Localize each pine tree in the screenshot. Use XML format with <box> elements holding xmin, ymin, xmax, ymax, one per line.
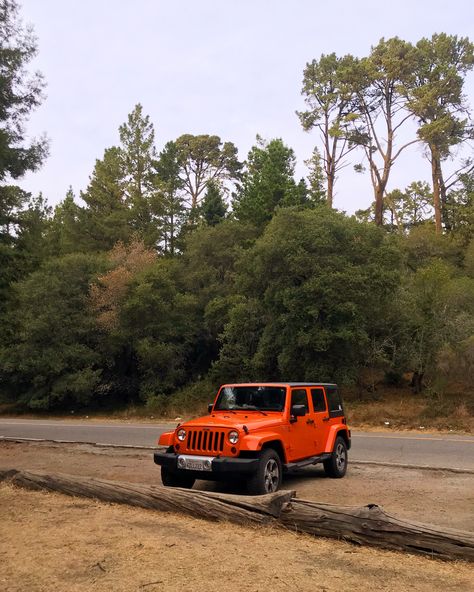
<box><xmin>0</xmin><ymin>0</ymin><xmax>49</xmax><ymax>315</ymax></box>
<box><xmin>80</xmin><ymin>146</ymin><xmax>130</xmax><ymax>250</ymax></box>
<box><xmin>201</xmin><ymin>181</ymin><xmax>227</xmax><ymax>226</ymax></box>
<box><xmin>0</xmin><ymin>186</ymin><xmax>49</xmax><ymax>317</ymax></box>
<box><xmin>233</xmin><ymin>136</ymin><xmax>301</xmax><ymax>226</ymax></box>
<box><xmin>47</xmin><ymin>187</ymin><xmax>85</xmax><ymax>255</ymax></box>
<box><xmin>305</xmin><ymin>148</ymin><xmax>327</xmax><ymax>205</ymax></box>
<box><xmin>119</xmin><ymin>104</ymin><xmax>161</xmax><ymax>248</ymax></box>
<box><xmin>174</xmin><ymin>134</ymin><xmax>241</xmax><ymax>212</ymax></box>
<box><xmin>0</xmin><ymin>0</ymin><xmax>48</xmax><ymax>181</ymax></box>
<box><xmin>405</xmin><ymin>34</ymin><xmax>474</xmax><ymax>233</ymax></box>
<box><xmin>154</xmin><ymin>141</ymin><xmax>185</xmax><ymax>255</ymax></box>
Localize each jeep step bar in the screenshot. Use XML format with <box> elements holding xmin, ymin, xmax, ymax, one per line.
<box><xmin>284</xmin><ymin>453</ymin><xmax>332</xmax><ymax>472</ymax></box>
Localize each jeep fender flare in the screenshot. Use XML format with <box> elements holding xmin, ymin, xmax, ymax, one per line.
<box><xmin>324</xmin><ymin>426</ymin><xmax>351</xmax><ymax>453</ymax></box>
<box><xmin>239</xmin><ymin>433</ymin><xmax>288</xmax><ymax>463</ymax></box>
<box><xmin>158</xmin><ymin>431</ymin><xmax>175</xmax><ymax>447</ymax></box>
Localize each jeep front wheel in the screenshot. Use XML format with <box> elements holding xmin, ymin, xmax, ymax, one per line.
<box><xmin>247</xmin><ymin>448</ymin><xmax>282</xmax><ymax>495</ymax></box>
<box><xmin>161</xmin><ymin>467</ymin><xmax>195</xmax><ymax>489</ymax></box>
<box><xmin>323</xmin><ymin>436</ymin><xmax>348</xmax><ymax>478</ymax></box>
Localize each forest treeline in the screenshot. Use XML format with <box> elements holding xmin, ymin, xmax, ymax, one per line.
<box><xmin>1</xmin><ymin>0</ymin><xmax>474</xmax><ymax>411</ymax></box>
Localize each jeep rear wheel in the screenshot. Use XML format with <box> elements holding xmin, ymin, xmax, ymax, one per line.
<box><xmin>323</xmin><ymin>436</ymin><xmax>348</xmax><ymax>478</ymax></box>
<box><xmin>161</xmin><ymin>467</ymin><xmax>195</xmax><ymax>489</ymax></box>
<box><xmin>247</xmin><ymin>448</ymin><xmax>282</xmax><ymax>495</ymax></box>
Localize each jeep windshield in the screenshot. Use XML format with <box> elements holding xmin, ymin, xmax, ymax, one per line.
<box><xmin>214</xmin><ymin>386</ymin><xmax>286</xmax><ymax>412</ymax></box>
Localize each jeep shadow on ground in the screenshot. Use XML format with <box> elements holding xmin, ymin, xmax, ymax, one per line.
<box><xmin>193</xmin><ymin>465</ymin><xmax>329</xmax><ymax>495</ymax></box>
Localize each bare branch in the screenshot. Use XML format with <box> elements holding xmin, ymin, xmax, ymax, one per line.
<box><xmin>391</xmin><ymin>139</ymin><xmax>420</xmax><ymax>163</ymax></box>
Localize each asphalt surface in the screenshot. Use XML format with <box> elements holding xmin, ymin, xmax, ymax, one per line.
<box><xmin>1</xmin><ymin>418</ymin><xmax>473</xmax><ymax>470</ymax></box>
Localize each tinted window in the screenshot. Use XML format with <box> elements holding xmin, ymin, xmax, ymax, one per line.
<box><xmin>326</xmin><ymin>386</ymin><xmax>343</xmax><ymax>415</ymax></box>
<box><xmin>291</xmin><ymin>389</ymin><xmax>308</xmax><ymax>413</ymax></box>
<box><xmin>311</xmin><ymin>388</ymin><xmax>327</xmax><ymax>412</ymax></box>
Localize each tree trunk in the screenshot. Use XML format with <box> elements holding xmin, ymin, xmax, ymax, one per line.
<box><xmin>374</xmin><ymin>185</ymin><xmax>384</xmax><ymax>226</ymax></box>
<box><xmin>410</xmin><ymin>371</ymin><xmax>424</xmax><ymax>394</ymax></box>
<box><xmin>440</xmin><ymin>171</ymin><xmax>452</xmax><ymax>232</ymax></box>
<box><xmin>169</xmin><ymin>210</ymin><xmax>175</xmax><ymax>256</ymax></box>
<box><xmin>369</xmin><ymin>155</ymin><xmax>389</xmax><ymax>227</ymax></box>
<box><xmin>327</xmin><ymin>171</ymin><xmax>334</xmax><ymax>209</ymax></box>
<box><xmin>430</xmin><ymin>146</ymin><xmax>443</xmax><ymax>234</ymax></box>
<box><xmin>1</xmin><ymin>469</ymin><xmax>473</xmax><ymax>562</ymax></box>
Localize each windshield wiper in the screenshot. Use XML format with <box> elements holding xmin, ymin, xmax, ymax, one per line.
<box><xmin>237</xmin><ymin>405</ymin><xmax>268</xmax><ymax>416</ymax></box>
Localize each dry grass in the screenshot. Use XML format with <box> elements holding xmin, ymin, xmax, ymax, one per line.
<box><xmin>347</xmin><ymin>394</ymin><xmax>427</xmax><ymax>428</ymax></box>
<box><xmin>346</xmin><ymin>389</ymin><xmax>474</xmax><ymax>433</ymax></box>
<box><xmin>1</xmin><ymin>484</ymin><xmax>474</xmax><ymax>592</ymax></box>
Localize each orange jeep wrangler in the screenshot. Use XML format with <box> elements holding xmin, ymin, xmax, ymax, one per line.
<box><xmin>154</xmin><ymin>383</ymin><xmax>351</xmax><ymax>494</ymax></box>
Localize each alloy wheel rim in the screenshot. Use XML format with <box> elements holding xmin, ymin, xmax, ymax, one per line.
<box><xmin>264</xmin><ymin>459</ymin><xmax>279</xmax><ymax>492</ymax></box>
<box><xmin>335</xmin><ymin>443</ymin><xmax>346</xmax><ymax>472</ymax></box>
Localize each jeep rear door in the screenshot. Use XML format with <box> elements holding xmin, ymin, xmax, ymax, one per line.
<box><xmin>287</xmin><ymin>388</ymin><xmax>314</xmax><ymax>461</ymax></box>
<box><xmin>309</xmin><ymin>387</ymin><xmax>332</xmax><ymax>454</ymax></box>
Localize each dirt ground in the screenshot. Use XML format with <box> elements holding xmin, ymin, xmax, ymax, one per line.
<box><xmin>1</xmin><ymin>440</ymin><xmax>473</xmax><ymax>532</ymax></box>
<box><xmin>1</xmin><ymin>441</ymin><xmax>474</xmax><ymax>592</ymax></box>
<box><xmin>1</xmin><ymin>484</ymin><xmax>474</xmax><ymax>592</ymax></box>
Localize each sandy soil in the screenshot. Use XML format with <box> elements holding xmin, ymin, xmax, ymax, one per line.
<box><xmin>1</xmin><ymin>440</ymin><xmax>473</xmax><ymax>532</ymax></box>
<box><xmin>1</xmin><ymin>484</ymin><xmax>473</xmax><ymax>592</ymax></box>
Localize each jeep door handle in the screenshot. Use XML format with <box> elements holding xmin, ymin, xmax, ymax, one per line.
<box><xmin>306</xmin><ymin>419</ymin><xmax>314</xmax><ymax>425</ymax></box>
<box><xmin>322</xmin><ymin>417</ymin><xmax>330</xmax><ymax>422</ymax></box>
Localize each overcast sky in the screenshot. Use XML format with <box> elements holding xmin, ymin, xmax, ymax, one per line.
<box><xmin>18</xmin><ymin>0</ymin><xmax>474</xmax><ymax>214</ymax></box>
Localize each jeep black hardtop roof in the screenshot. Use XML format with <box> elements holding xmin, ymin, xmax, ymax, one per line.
<box><xmin>221</xmin><ymin>382</ymin><xmax>337</xmax><ymax>387</ymax></box>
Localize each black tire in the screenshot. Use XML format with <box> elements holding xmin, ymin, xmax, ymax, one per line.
<box><xmin>161</xmin><ymin>467</ymin><xmax>195</xmax><ymax>489</ymax></box>
<box><xmin>323</xmin><ymin>436</ymin><xmax>348</xmax><ymax>478</ymax></box>
<box><xmin>247</xmin><ymin>448</ymin><xmax>282</xmax><ymax>495</ymax></box>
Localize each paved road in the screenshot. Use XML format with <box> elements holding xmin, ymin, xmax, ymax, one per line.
<box><xmin>1</xmin><ymin>419</ymin><xmax>473</xmax><ymax>470</ymax></box>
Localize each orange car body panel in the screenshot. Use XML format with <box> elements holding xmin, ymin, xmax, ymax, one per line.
<box><xmin>324</xmin><ymin>424</ymin><xmax>350</xmax><ymax>454</ymax></box>
<box><xmin>158</xmin><ymin>431</ymin><xmax>174</xmax><ymax>447</ymax></box>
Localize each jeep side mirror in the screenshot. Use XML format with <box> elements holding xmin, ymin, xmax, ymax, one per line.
<box><xmin>291</xmin><ymin>404</ymin><xmax>306</xmax><ymax>418</ymax></box>
<box><xmin>208</xmin><ymin>403</ymin><xmax>214</xmax><ymax>413</ymax></box>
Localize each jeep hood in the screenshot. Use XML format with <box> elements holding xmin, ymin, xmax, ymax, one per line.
<box><xmin>179</xmin><ymin>413</ymin><xmax>284</xmax><ymax>432</ymax></box>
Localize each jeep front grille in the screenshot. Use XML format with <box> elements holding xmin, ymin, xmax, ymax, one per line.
<box><xmin>186</xmin><ymin>429</ymin><xmax>225</xmax><ymax>453</ymax></box>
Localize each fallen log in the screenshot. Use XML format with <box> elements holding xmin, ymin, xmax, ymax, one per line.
<box><xmin>280</xmin><ymin>499</ymin><xmax>474</xmax><ymax>562</ymax></box>
<box><xmin>0</xmin><ymin>469</ymin><xmax>291</xmax><ymax>524</ymax></box>
<box><xmin>1</xmin><ymin>468</ymin><xmax>473</xmax><ymax>562</ymax></box>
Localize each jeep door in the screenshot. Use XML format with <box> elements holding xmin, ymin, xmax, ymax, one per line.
<box><xmin>309</xmin><ymin>386</ymin><xmax>332</xmax><ymax>454</ymax></box>
<box><xmin>287</xmin><ymin>388</ymin><xmax>315</xmax><ymax>461</ymax></box>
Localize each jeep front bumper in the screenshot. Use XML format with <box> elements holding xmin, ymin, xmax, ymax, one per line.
<box><xmin>154</xmin><ymin>451</ymin><xmax>259</xmax><ymax>475</ymax></box>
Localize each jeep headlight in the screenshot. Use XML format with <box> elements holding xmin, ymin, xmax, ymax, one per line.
<box><xmin>228</xmin><ymin>430</ymin><xmax>239</xmax><ymax>444</ymax></box>
<box><xmin>177</xmin><ymin>428</ymin><xmax>186</xmax><ymax>441</ymax></box>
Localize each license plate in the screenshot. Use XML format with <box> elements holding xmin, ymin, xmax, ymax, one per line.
<box><xmin>178</xmin><ymin>455</ymin><xmax>214</xmax><ymax>471</ymax></box>
<box><xmin>186</xmin><ymin>459</ymin><xmax>206</xmax><ymax>471</ymax></box>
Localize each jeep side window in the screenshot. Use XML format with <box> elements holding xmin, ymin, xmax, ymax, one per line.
<box><xmin>310</xmin><ymin>388</ymin><xmax>327</xmax><ymax>412</ymax></box>
<box><xmin>291</xmin><ymin>389</ymin><xmax>308</xmax><ymax>413</ymax></box>
<box><xmin>326</xmin><ymin>386</ymin><xmax>344</xmax><ymax>417</ymax></box>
